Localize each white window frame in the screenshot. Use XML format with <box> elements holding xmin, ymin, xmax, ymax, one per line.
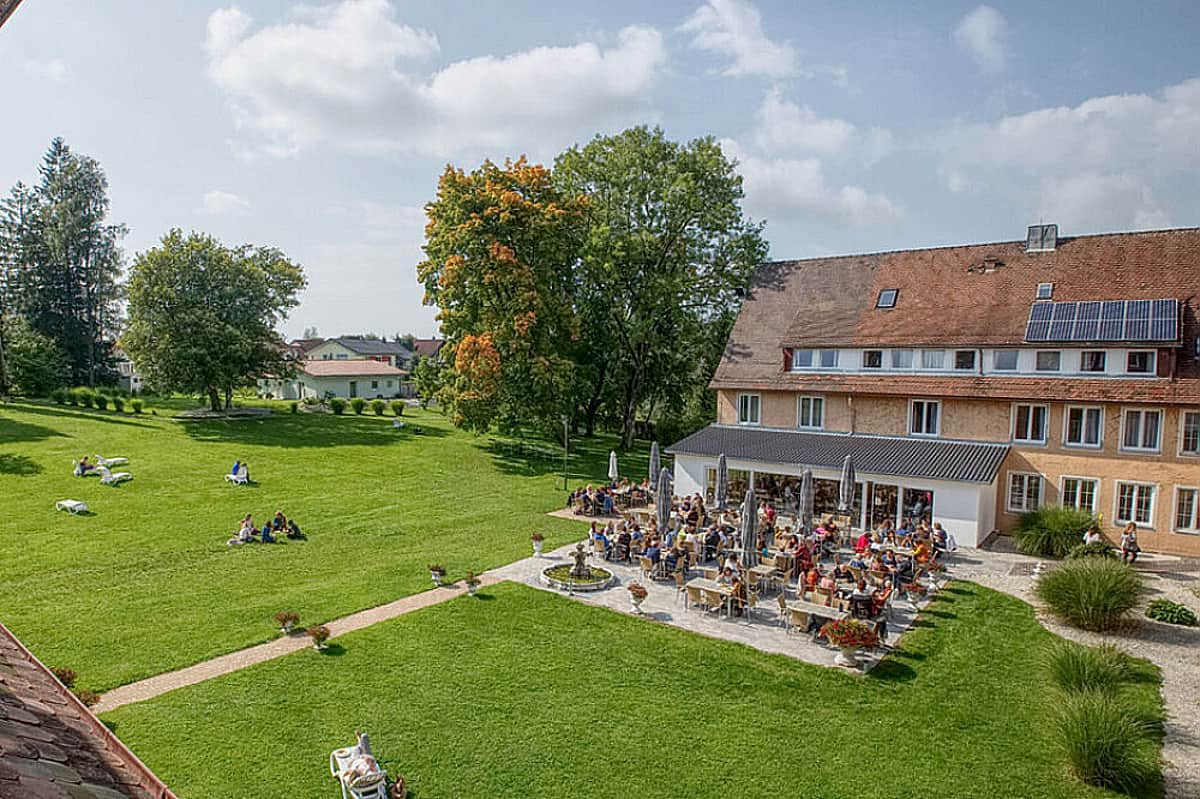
<box><xmin>920</xmin><ymin>350</ymin><xmax>944</xmax><ymax>370</ymax></box>
<box><xmin>1114</xmin><ymin>481</ymin><xmax>1157</xmax><ymax>529</ymax></box>
<box><xmin>909</xmin><ymin>399</ymin><xmax>941</xmax><ymax>437</ymax></box>
<box><xmin>1120</xmin><ymin>407</ymin><xmax>1163</xmax><ymax>453</ymax></box>
<box><xmin>1036</xmin><ymin>282</ymin><xmax>1054</xmax><ymax>300</ymax></box>
<box><xmin>1173</xmin><ymin>486</ymin><xmax>1200</xmax><ymax>534</ymax></box>
<box><xmin>791</xmin><ymin>349</ymin><xmax>815</xmax><ymax>369</ymax></box>
<box><xmin>1125</xmin><ymin>350</ymin><xmax>1156</xmax><ymax>375</ymax></box>
<box><xmin>1060</xmin><ymin>476</ymin><xmax>1099</xmax><ymax>514</ymax></box>
<box><xmin>1007</xmin><ymin>472</ymin><xmax>1043</xmax><ymax>513</ymax></box>
<box><xmin>1035</xmin><ymin>351</ymin><xmax>1061</xmax><ymax>372</ymax></box>
<box><xmin>876</xmin><ymin>289</ymin><xmax>898</xmax><ymax>308</ymax></box>
<box><xmin>1011</xmin><ymin>403</ymin><xmax>1049</xmax><ymax>445</ymax></box>
<box><xmin>797</xmin><ymin>395</ymin><xmax>824</xmax><ymax>430</ymax></box>
<box><xmin>1080</xmin><ymin>350</ymin><xmax>1107</xmax><ymax>373</ymax></box>
<box><xmin>1179</xmin><ymin>410</ymin><xmax>1200</xmax><ymax>456</ymax></box>
<box><xmin>737</xmin><ymin>393</ymin><xmax>761</xmax><ymax>426</ymax></box>
<box><xmin>891</xmin><ymin>349</ymin><xmax>914</xmax><ymax>369</ymax></box>
<box><xmin>993</xmin><ymin>350</ymin><xmax>1019</xmax><ymax>371</ymax></box>
<box><xmin>1063</xmin><ymin>406</ymin><xmax>1104</xmax><ymax>449</ymax></box>
<box><xmin>818</xmin><ymin>349</ymin><xmax>839</xmax><ymax>369</ymax></box>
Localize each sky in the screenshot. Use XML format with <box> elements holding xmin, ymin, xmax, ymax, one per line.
<box><xmin>2</xmin><ymin>1</ymin><xmax>1198</xmax><ymax>340</ymax></box>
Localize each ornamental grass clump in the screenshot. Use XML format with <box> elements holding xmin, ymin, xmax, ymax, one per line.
<box><xmin>371</xmin><ymin>399</ymin><xmax>386</xmax><ymax>415</ymax></box>
<box><xmin>1035</xmin><ymin>558</ymin><xmax>1144</xmax><ymax>631</ymax></box>
<box><xmin>1052</xmin><ymin>689</ymin><xmax>1159</xmax><ymax>793</ymax></box>
<box><xmin>390</xmin><ymin>400</ymin><xmax>405</xmax><ymax>416</ymax></box>
<box><xmin>1043</xmin><ymin>640</ymin><xmax>1131</xmax><ymax>694</ymax></box>
<box><xmin>329</xmin><ymin>397</ymin><xmax>347</xmax><ymax>415</ymax></box>
<box><xmin>1065</xmin><ymin>541</ymin><xmax>1117</xmax><ymax>561</ymax></box>
<box><xmin>1015</xmin><ymin>506</ymin><xmax>1097</xmax><ymax>557</ymax></box>
<box><xmin>351</xmin><ymin>397</ymin><xmax>366</xmax><ymax>415</ymax></box>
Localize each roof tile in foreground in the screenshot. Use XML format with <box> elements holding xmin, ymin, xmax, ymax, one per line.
<box><xmin>667</xmin><ymin>425</ymin><xmax>1010</xmax><ymax>485</ymax></box>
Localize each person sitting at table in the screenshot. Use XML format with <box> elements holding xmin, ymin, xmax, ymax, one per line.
<box><xmin>717</xmin><ymin>566</ymin><xmax>734</xmax><ymax>587</ymax></box>
<box><xmin>871</xmin><ymin>583</ymin><xmax>893</xmax><ymax>617</ymax></box>
<box><xmin>615</xmin><ymin>527</ymin><xmax>632</xmax><ymax>562</ymax></box>
<box><xmin>729</xmin><ymin>573</ymin><xmax>747</xmax><ymax>616</ymax></box>
<box><xmin>630</xmin><ymin>523</ymin><xmax>644</xmax><ymax>545</ymax></box>
<box><xmin>932</xmin><ymin>523</ymin><xmax>949</xmax><ymax>553</ymax></box>
<box><xmin>849</xmin><ymin>579</ymin><xmax>874</xmax><ymax>619</ymax></box>
<box><xmin>854</xmin><ymin>530</ymin><xmax>871</xmax><ymax>554</ymax></box>
<box><xmin>662</xmin><ymin>521</ymin><xmax>678</xmax><ymax>549</ymax></box>
<box><xmin>848</xmin><ymin>549</ymin><xmax>868</xmax><ymax>571</ymax></box>
<box><xmin>880</xmin><ymin>548</ymin><xmax>898</xmax><ymax>570</ymax></box>
<box><xmin>665</xmin><ymin>544</ymin><xmax>686</xmax><ymax>574</ymax></box>
<box><xmin>644</xmin><ymin>540</ymin><xmax>662</xmax><ymax>566</ymax></box>
<box><xmin>893</xmin><ymin>557</ymin><xmax>915</xmax><ymax>590</ymax></box>
<box><xmin>831</xmin><ymin>556</ymin><xmax>853</xmax><ymax>582</ymax></box>
<box><xmin>601</xmin><ymin>490</ymin><xmax>614</xmax><ymax>515</ymax></box>
<box><xmin>588</xmin><ymin>521</ymin><xmax>600</xmax><ymax>542</ymax></box>
<box><xmin>912</xmin><ymin>539</ymin><xmax>932</xmax><ymax>564</ymax></box>
<box><xmin>701</xmin><ymin>526</ymin><xmax>719</xmax><ymax>561</ymax></box>
<box><xmin>818</xmin><ymin>568</ymin><xmax>837</xmax><ymax>593</ymax></box>
<box><xmin>803</xmin><ymin>566</ymin><xmax>820</xmax><ymax>595</ymax></box>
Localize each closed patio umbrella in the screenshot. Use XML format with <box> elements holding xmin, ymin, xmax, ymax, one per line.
<box><xmin>656</xmin><ymin>466</ymin><xmax>672</xmax><ymax>533</ymax></box>
<box><xmin>648</xmin><ymin>441</ymin><xmax>660</xmax><ymax>488</ymax></box>
<box><xmin>741</xmin><ymin>486</ymin><xmax>759</xmax><ymax>569</ymax></box>
<box><xmin>838</xmin><ymin>455</ymin><xmax>856</xmax><ymax>513</ymax></box>
<box><xmin>608</xmin><ymin>450</ymin><xmax>619</xmax><ymax>483</ymax></box>
<box><xmin>798</xmin><ymin>469</ymin><xmax>814</xmax><ymax>532</ymax></box>
<box><xmin>715</xmin><ymin>453</ymin><xmax>729</xmax><ymax>511</ymax></box>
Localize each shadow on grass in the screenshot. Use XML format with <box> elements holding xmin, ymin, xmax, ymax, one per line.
<box><xmin>179</xmin><ymin>413</ymin><xmax>446</xmax><ymax>448</ymax></box>
<box><xmin>0</xmin><ymin>415</ymin><xmax>70</xmax><ymax>444</ymax></box>
<box><xmin>937</xmin><ymin>585</ymin><xmax>972</xmax><ymax>597</ymax></box>
<box><xmin>10</xmin><ymin>402</ymin><xmax>157</xmax><ymax>429</ymax></box>
<box><xmin>0</xmin><ymin>454</ymin><xmax>42</xmax><ymax>476</ymax></box>
<box><xmin>318</xmin><ymin>643</ymin><xmax>347</xmax><ymax>656</ymax></box>
<box><xmin>485</xmin><ymin>431</ymin><xmax>651</xmax><ymax>484</ymax></box>
<box><xmin>923</xmin><ymin>610</ymin><xmax>957</xmax><ymax>620</ymax></box>
<box><xmin>867</xmin><ymin>657</ymin><xmax>917</xmax><ymax>682</ymax></box>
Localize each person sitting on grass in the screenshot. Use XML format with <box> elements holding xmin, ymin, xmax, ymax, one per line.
<box><xmin>75</xmin><ymin>456</ymin><xmax>98</xmax><ymax>476</ymax></box>
<box><xmin>227</xmin><ymin>514</ymin><xmax>255</xmax><ymax>546</ymax></box>
<box><xmin>286</xmin><ymin>519</ymin><xmax>304</xmax><ymax>539</ymax></box>
<box><xmin>260</xmin><ymin>521</ymin><xmax>276</xmax><ymax>543</ymax></box>
<box><xmin>272</xmin><ymin>511</ymin><xmax>287</xmax><ymax>532</ymax></box>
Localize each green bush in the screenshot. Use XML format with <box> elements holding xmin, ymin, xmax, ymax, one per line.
<box><xmin>94</xmin><ymin>394</ymin><xmax>109</xmax><ymax>410</ymax></box>
<box><xmin>131</xmin><ymin>398</ymin><xmax>144</xmax><ymax>413</ymax></box>
<box><xmin>1065</xmin><ymin>541</ymin><xmax>1117</xmax><ymax>561</ymax></box>
<box><xmin>351</xmin><ymin>397</ymin><xmax>366</xmax><ymax>415</ymax></box>
<box><xmin>301</xmin><ymin>396</ymin><xmax>319</xmax><ymax>407</ymax></box>
<box><xmin>76</xmin><ymin>389</ymin><xmax>95</xmax><ymax>408</ymax></box>
<box><xmin>111</xmin><ymin>396</ymin><xmax>125</xmax><ymax>412</ymax></box>
<box><xmin>329</xmin><ymin>398</ymin><xmax>347</xmax><ymax>415</ymax></box>
<box><xmin>1053</xmin><ymin>689</ymin><xmax>1159</xmax><ymax>792</ymax></box>
<box><xmin>290</xmin><ymin>401</ymin><xmax>299</xmax><ymax>414</ymax></box>
<box><xmin>1144</xmin><ymin>599</ymin><xmax>1197</xmax><ymax>626</ymax></box>
<box><xmin>1044</xmin><ymin>640</ymin><xmax>1131</xmax><ymax>694</ymax></box>
<box><xmin>371</xmin><ymin>399</ymin><xmax>386</xmax><ymax>415</ymax></box>
<box><xmin>1035</xmin><ymin>558</ymin><xmax>1144</xmax><ymax>631</ymax></box>
<box><xmin>50</xmin><ymin>388</ymin><xmax>68</xmax><ymax>405</ymax></box>
<box><xmin>65</xmin><ymin>389</ymin><xmax>79</xmax><ymax>406</ymax></box>
<box><xmin>390</xmin><ymin>400</ymin><xmax>405</xmax><ymax>416</ymax></box>
<box><xmin>1014</xmin><ymin>506</ymin><xmax>1097</xmax><ymax>557</ymax></box>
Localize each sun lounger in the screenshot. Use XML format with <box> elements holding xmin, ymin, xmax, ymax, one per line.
<box><xmin>55</xmin><ymin>500</ymin><xmax>88</xmax><ymax>514</ymax></box>
<box><xmin>330</xmin><ymin>742</ymin><xmax>389</xmax><ymax>799</ymax></box>
<box><xmin>98</xmin><ymin>466</ymin><xmax>132</xmax><ymax>486</ymax></box>
<box><xmin>95</xmin><ymin>455</ymin><xmax>128</xmax><ymax>467</ymax></box>
<box><xmin>224</xmin><ymin>466</ymin><xmax>249</xmax><ymax>485</ymax></box>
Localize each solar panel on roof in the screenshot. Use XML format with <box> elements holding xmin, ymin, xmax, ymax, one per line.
<box><xmin>1125</xmin><ymin>300</ymin><xmax>1151</xmax><ymax>341</ymax></box>
<box><xmin>1024</xmin><ymin>298</ymin><xmax>1179</xmax><ymax>343</ymax></box>
<box><xmin>1049</xmin><ymin>302</ymin><xmax>1078</xmax><ymax>339</ymax></box>
<box><xmin>1098</xmin><ymin>301</ymin><xmax>1125</xmax><ymax>340</ymax></box>
<box><xmin>1151</xmin><ymin>298</ymin><xmax>1179</xmax><ymax>341</ymax></box>
<box><xmin>1074</xmin><ymin>302</ymin><xmax>1102</xmax><ymax>340</ymax></box>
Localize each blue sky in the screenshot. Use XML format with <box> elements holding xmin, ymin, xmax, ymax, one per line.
<box><xmin>2</xmin><ymin>1</ymin><xmax>1198</xmax><ymax>338</ymax></box>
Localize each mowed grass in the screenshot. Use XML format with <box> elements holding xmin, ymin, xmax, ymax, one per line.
<box><xmin>103</xmin><ymin>581</ymin><xmax>1162</xmax><ymax>799</ymax></box>
<box><xmin>0</xmin><ymin>400</ymin><xmax>634</xmax><ymax>691</ymax></box>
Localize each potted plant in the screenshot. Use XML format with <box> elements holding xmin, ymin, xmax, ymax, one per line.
<box><xmin>274</xmin><ymin>610</ymin><xmax>300</xmax><ymax>634</ymax></box>
<box><xmin>627</xmin><ymin>581</ymin><xmax>649</xmax><ymax>614</ymax></box>
<box><xmin>464</xmin><ymin>570</ymin><xmax>481</xmax><ymax>596</ymax></box>
<box><xmin>429</xmin><ymin>564</ymin><xmax>446</xmax><ymax>586</ymax></box>
<box><xmin>307</xmin><ymin>625</ymin><xmax>331</xmax><ymax>651</ymax></box>
<box><xmin>530</xmin><ymin>532</ymin><xmax>545</xmax><ymax>557</ymax></box>
<box><xmin>820</xmin><ymin>618</ymin><xmax>879</xmax><ymax>668</ymax></box>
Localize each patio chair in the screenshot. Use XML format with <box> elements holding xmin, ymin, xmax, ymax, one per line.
<box><xmin>702</xmin><ymin>589</ymin><xmax>726</xmax><ymax>618</ymax></box>
<box><xmin>702</xmin><ymin>567</ymin><xmax>718</xmax><ymax>580</ymax></box>
<box><xmin>789</xmin><ymin>607</ymin><xmax>812</xmax><ymax>638</ymax></box>
<box><xmin>95</xmin><ymin>455</ymin><xmax>128</xmax><ymax>468</ymax></box>
<box><xmin>812</xmin><ymin>587</ymin><xmax>833</xmax><ymax>607</ymax></box>
<box><xmin>776</xmin><ymin>594</ymin><xmax>789</xmax><ymax>630</ymax></box>
<box><xmin>98</xmin><ymin>466</ymin><xmax>132</xmax><ymax>486</ymax></box>
<box><xmin>638</xmin><ymin>556</ymin><xmax>654</xmax><ymax>579</ymax></box>
<box><xmin>330</xmin><ymin>743</ymin><xmax>388</xmax><ymax>799</ymax></box>
<box><xmin>686</xmin><ymin>584</ymin><xmax>704</xmax><ymax>611</ymax></box>
<box><xmin>674</xmin><ymin>570</ymin><xmax>686</xmax><ymax>603</ymax></box>
<box><xmin>225</xmin><ymin>465</ymin><xmax>249</xmax><ymax>485</ymax></box>
<box><xmin>592</xmin><ymin>539</ymin><xmax>608</xmax><ymax>561</ymax></box>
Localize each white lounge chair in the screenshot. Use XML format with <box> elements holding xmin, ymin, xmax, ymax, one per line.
<box><xmin>55</xmin><ymin>499</ymin><xmax>89</xmax><ymax>514</ymax></box>
<box><xmin>330</xmin><ymin>743</ymin><xmax>388</xmax><ymax>799</ymax></box>
<box><xmin>95</xmin><ymin>455</ymin><xmax>128</xmax><ymax>467</ymax></box>
<box><xmin>224</xmin><ymin>465</ymin><xmax>249</xmax><ymax>485</ymax></box>
<box><xmin>98</xmin><ymin>465</ymin><xmax>132</xmax><ymax>486</ymax></box>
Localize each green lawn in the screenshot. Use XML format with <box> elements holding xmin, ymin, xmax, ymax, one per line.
<box><xmin>0</xmin><ymin>400</ymin><xmax>632</xmax><ymax>691</ymax></box>
<box><xmin>103</xmin><ymin>581</ymin><xmax>1162</xmax><ymax>799</ymax></box>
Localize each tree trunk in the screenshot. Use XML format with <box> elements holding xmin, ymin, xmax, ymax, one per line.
<box><xmin>224</xmin><ymin>386</ymin><xmax>232</xmax><ymax>410</ymax></box>
<box><xmin>583</xmin><ymin>361</ymin><xmax>607</xmax><ymax>437</ymax></box>
<box><xmin>208</xmin><ymin>387</ymin><xmax>221</xmax><ymax>412</ymax></box>
<box><xmin>620</xmin><ymin>365</ymin><xmax>644</xmax><ymax>450</ymax></box>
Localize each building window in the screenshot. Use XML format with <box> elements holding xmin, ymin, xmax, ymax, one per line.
<box><xmin>910</xmin><ymin>400</ymin><xmax>940</xmax><ymax>436</ymax></box>
<box><xmin>891</xmin><ymin>349</ymin><xmax>914</xmax><ymax>369</ymax></box>
<box><xmin>819</xmin><ymin>350</ymin><xmax>838</xmax><ymax>368</ymax></box>
<box><xmin>876</xmin><ymin>289</ymin><xmax>898</xmax><ymax>308</ymax></box>
<box><xmin>993</xmin><ymin>350</ymin><xmax>1018</xmax><ymax>371</ymax></box>
<box><xmin>954</xmin><ymin>350</ymin><xmax>976</xmax><ymax>370</ymax></box>
<box><xmin>1115</xmin><ymin>482</ymin><xmax>1155</xmax><ymax>527</ymax></box>
<box><xmin>920</xmin><ymin>350</ymin><xmax>944</xmax><ymax>369</ymax></box>
<box><xmin>737</xmin><ymin>393</ymin><xmax>761</xmax><ymax>426</ymax></box>
<box><xmin>1181</xmin><ymin>411</ymin><xmax>1200</xmax><ymax>455</ymax></box>
<box><xmin>1008</xmin><ymin>473</ymin><xmax>1042</xmax><ymax>513</ymax></box>
<box><xmin>1126</xmin><ymin>351</ymin><xmax>1155</xmax><ymax>374</ymax></box>
<box><xmin>791</xmin><ymin>349</ymin><xmax>814</xmax><ymax>369</ymax></box>
<box><xmin>1036</xmin><ymin>282</ymin><xmax>1054</xmax><ymax>300</ymax></box>
<box><xmin>335</xmin><ymin>353</ymin><xmax>349</xmax><ymax>360</ymax></box>
<box><xmin>1064</xmin><ymin>406</ymin><xmax>1103</xmax><ymax>448</ymax></box>
<box><xmin>1122</xmin><ymin>409</ymin><xmax>1162</xmax><ymax>452</ymax></box>
<box><xmin>1061</xmin><ymin>477</ymin><xmax>1099</xmax><ymax>513</ymax></box>
<box><xmin>1080</xmin><ymin>351</ymin><xmax>1106</xmax><ymax>372</ymax></box>
<box><xmin>1013</xmin><ymin>404</ymin><xmax>1048</xmax><ymax>444</ymax></box>
<box><xmin>1035</xmin><ymin>351</ymin><xmax>1061</xmax><ymax>372</ymax></box>
<box><xmin>1174</xmin><ymin>488</ymin><xmax>1199</xmax><ymax>533</ymax></box>
<box><xmin>386</xmin><ymin>380</ymin><xmax>393</xmax><ymax>388</ymax></box>
<box><xmin>862</xmin><ymin>350</ymin><xmax>883</xmax><ymax>369</ymax></box>
<box><xmin>797</xmin><ymin>396</ymin><xmax>824</xmax><ymax>429</ymax></box>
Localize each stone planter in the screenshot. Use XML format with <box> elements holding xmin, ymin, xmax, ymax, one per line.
<box><xmin>834</xmin><ymin>647</ymin><xmax>860</xmax><ymax>668</ymax></box>
<box><xmin>532</xmin><ymin>540</ymin><xmax>544</xmax><ymax>557</ymax></box>
<box><xmin>279</xmin><ymin>624</ymin><xmax>294</xmax><ymax>634</ymax></box>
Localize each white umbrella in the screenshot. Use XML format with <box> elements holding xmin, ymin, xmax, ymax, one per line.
<box><xmin>656</xmin><ymin>466</ymin><xmax>672</xmax><ymax>534</ymax></box>
<box><xmin>741</xmin><ymin>485</ymin><xmax>759</xmax><ymax>568</ymax></box>
<box><xmin>799</xmin><ymin>469</ymin><xmax>814</xmax><ymax>532</ymax></box>
<box><xmin>715</xmin><ymin>453</ymin><xmax>729</xmax><ymax>510</ymax></box>
<box><xmin>838</xmin><ymin>455</ymin><xmax>856</xmax><ymax>513</ymax></box>
<box><xmin>608</xmin><ymin>450</ymin><xmax>619</xmax><ymax>482</ymax></box>
<box><xmin>648</xmin><ymin>441</ymin><xmax>660</xmax><ymax>487</ymax></box>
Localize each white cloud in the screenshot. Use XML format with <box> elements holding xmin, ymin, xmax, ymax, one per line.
<box><xmin>753</xmin><ymin>88</ymin><xmax>894</xmax><ymax>162</ymax></box>
<box><xmin>721</xmin><ymin>138</ymin><xmax>900</xmax><ymax>226</ymax></box>
<box><xmin>954</xmin><ymin>5</ymin><xmax>1007</xmax><ymax>73</ymax></box>
<box><xmin>23</xmin><ymin>58</ymin><xmax>70</xmax><ymax>82</ymax></box>
<box><xmin>1038</xmin><ymin>173</ymin><xmax>1169</xmax><ymax>233</ymax></box>
<box><xmin>205</xmin><ymin>0</ymin><xmax>665</xmax><ymax>158</ymax></box>
<box><xmin>680</xmin><ymin>0</ymin><xmax>796</xmax><ymax>78</ymax></box>
<box><xmin>202</xmin><ymin>190</ymin><xmax>251</xmax><ymax>215</ymax></box>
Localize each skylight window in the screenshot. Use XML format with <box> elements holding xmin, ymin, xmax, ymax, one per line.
<box><xmin>876</xmin><ymin>289</ymin><xmax>898</xmax><ymax>309</ymax></box>
<box><xmin>1036</xmin><ymin>282</ymin><xmax>1054</xmax><ymax>300</ymax></box>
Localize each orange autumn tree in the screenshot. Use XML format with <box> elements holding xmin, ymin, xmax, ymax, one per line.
<box><xmin>418</xmin><ymin>158</ymin><xmax>583</xmax><ymax>433</ymax></box>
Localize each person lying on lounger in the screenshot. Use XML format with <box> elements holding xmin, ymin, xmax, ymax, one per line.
<box><xmin>74</xmin><ymin>456</ymin><xmax>98</xmax><ymax>476</ymax></box>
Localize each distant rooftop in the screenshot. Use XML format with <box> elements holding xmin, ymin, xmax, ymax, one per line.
<box><xmin>302</xmin><ymin>360</ymin><xmax>408</xmax><ymax>377</ymax></box>
<box><xmin>329</xmin><ymin>337</ymin><xmax>412</xmax><ymax>357</ymax></box>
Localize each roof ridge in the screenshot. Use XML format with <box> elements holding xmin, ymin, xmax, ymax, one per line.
<box><xmin>706</xmin><ymin>423</ymin><xmax>1008</xmax><ymax>448</ymax></box>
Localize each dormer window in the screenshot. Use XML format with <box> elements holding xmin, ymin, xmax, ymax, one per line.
<box><xmin>1036</xmin><ymin>282</ymin><xmax>1054</xmax><ymax>300</ymax></box>
<box><xmin>876</xmin><ymin>289</ymin><xmax>898</xmax><ymax>309</ymax></box>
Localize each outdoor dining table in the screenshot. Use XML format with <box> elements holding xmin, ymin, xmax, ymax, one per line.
<box><xmin>787</xmin><ymin>599</ymin><xmax>849</xmax><ymax>620</ymax></box>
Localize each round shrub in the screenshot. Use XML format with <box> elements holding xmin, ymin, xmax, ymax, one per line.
<box><xmin>131</xmin><ymin>398</ymin><xmax>144</xmax><ymax>413</ymax></box>
<box><xmin>1065</xmin><ymin>541</ymin><xmax>1117</xmax><ymax>561</ymax></box>
<box><xmin>65</xmin><ymin>389</ymin><xmax>79</xmax><ymax>406</ymax></box>
<box><xmin>111</xmin><ymin>396</ymin><xmax>125</xmax><ymax>412</ymax></box>
<box><xmin>76</xmin><ymin>389</ymin><xmax>95</xmax><ymax>408</ymax></box>
<box><xmin>1015</xmin><ymin>506</ymin><xmax>1097</xmax><ymax>557</ymax></box>
<box><xmin>1035</xmin><ymin>558</ymin><xmax>1144</xmax><ymax>631</ymax></box>
<box><xmin>371</xmin><ymin>399</ymin><xmax>386</xmax><ymax>415</ymax></box>
<box><xmin>390</xmin><ymin>400</ymin><xmax>405</xmax><ymax>416</ymax></box>
<box><xmin>290</xmin><ymin>401</ymin><xmax>299</xmax><ymax>414</ymax></box>
<box><xmin>1144</xmin><ymin>599</ymin><xmax>1197</xmax><ymax>627</ymax></box>
<box><xmin>1044</xmin><ymin>640</ymin><xmax>1131</xmax><ymax>694</ymax></box>
<box><xmin>50</xmin><ymin>388</ymin><xmax>68</xmax><ymax>405</ymax></box>
<box><xmin>350</xmin><ymin>397</ymin><xmax>366</xmax><ymax>415</ymax></box>
<box><xmin>329</xmin><ymin>398</ymin><xmax>347</xmax><ymax>415</ymax></box>
<box><xmin>93</xmin><ymin>394</ymin><xmax>109</xmax><ymax>410</ymax></box>
<box><xmin>1052</xmin><ymin>689</ymin><xmax>1159</xmax><ymax>792</ymax></box>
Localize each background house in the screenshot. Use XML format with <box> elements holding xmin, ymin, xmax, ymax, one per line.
<box><xmin>259</xmin><ymin>359</ymin><xmax>409</xmax><ymax>400</ymax></box>
<box><xmin>306</xmin><ymin>337</ymin><xmax>412</xmax><ymax>369</ymax></box>
<box><xmin>411</xmin><ymin>337</ymin><xmax>445</xmax><ymax>363</ymax></box>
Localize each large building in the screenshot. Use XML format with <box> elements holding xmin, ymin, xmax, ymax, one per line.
<box><xmin>669</xmin><ymin>225</ymin><xmax>1200</xmax><ymax>556</ymax></box>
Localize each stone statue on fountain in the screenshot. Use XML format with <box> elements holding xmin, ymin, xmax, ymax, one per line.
<box><xmin>570</xmin><ymin>542</ymin><xmax>591</xmax><ymax>579</ymax></box>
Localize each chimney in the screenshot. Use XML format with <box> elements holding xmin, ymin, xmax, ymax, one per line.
<box><xmin>1026</xmin><ymin>223</ymin><xmax>1058</xmax><ymax>252</ymax></box>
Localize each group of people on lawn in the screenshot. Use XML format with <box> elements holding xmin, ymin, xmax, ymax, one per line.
<box><xmin>227</xmin><ymin>511</ymin><xmax>303</xmax><ymax>545</ymax></box>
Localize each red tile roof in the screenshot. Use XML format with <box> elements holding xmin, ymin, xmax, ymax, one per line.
<box><xmin>411</xmin><ymin>338</ymin><xmax>444</xmax><ymax>359</ymax></box>
<box><xmin>302</xmin><ymin>360</ymin><xmax>408</xmax><ymax>377</ymax></box>
<box><xmin>713</xmin><ymin>227</ymin><xmax>1200</xmax><ymax>404</ymax></box>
